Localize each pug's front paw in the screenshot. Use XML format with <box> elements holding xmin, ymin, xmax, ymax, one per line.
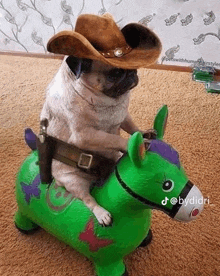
<box><xmin>142</xmin><ymin>129</ymin><xmax>157</xmax><ymax>140</ymax></box>
<box><xmin>93</xmin><ymin>206</ymin><xmax>112</xmax><ymax>227</ymax></box>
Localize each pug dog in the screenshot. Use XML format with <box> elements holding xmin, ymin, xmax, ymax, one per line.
<box><xmin>40</xmin><ymin>12</ymin><xmax>162</xmax><ymax>226</ymax></box>
<box><xmin>40</xmin><ymin>55</ymin><xmax>155</xmax><ymax>226</ymax></box>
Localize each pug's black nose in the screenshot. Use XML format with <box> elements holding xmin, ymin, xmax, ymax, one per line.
<box><xmin>127</xmin><ymin>69</ymin><xmax>137</xmax><ymax>77</ymax></box>
<box><xmin>127</xmin><ymin>69</ymin><xmax>138</xmax><ymax>88</ymax></box>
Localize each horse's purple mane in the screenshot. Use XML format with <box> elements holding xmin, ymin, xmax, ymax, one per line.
<box><xmin>149</xmin><ymin>140</ymin><xmax>180</xmax><ymax>168</ymax></box>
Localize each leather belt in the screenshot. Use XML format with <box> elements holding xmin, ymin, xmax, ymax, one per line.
<box><xmin>37</xmin><ymin>120</ymin><xmax>115</xmax><ymax>184</ymax></box>
<box><xmin>51</xmin><ymin>134</ymin><xmax>115</xmax><ymax>174</ymax></box>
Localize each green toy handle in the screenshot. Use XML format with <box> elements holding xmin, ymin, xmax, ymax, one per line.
<box><xmin>153</xmin><ymin>105</ymin><xmax>168</xmax><ymax>140</ymax></box>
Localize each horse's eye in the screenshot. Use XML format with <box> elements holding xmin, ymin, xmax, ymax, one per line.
<box><xmin>162</xmin><ymin>180</ymin><xmax>174</xmax><ymax>192</ymax></box>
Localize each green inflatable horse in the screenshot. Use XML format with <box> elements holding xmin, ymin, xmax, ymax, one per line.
<box><xmin>14</xmin><ymin>105</ymin><xmax>204</xmax><ymax>276</ymax></box>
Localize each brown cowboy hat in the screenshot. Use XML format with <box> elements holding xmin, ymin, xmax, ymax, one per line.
<box><xmin>47</xmin><ymin>13</ymin><xmax>162</xmax><ymax>69</ymax></box>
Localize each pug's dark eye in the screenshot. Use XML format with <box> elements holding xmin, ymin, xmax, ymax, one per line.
<box><xmin>162</xmin><ymin>180</ymin><xmax>174</xmax><ymax>192</ymax></box>
<box><xmin>107</xmin><ymin>69</ymin><xmax>126</xmax><ymax>82</ymax></box>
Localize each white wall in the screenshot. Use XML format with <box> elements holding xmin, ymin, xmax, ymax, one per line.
<box><xmin>0</xmin><ymin>0</ymin><xmax>219</xmax><ymax>69</ymax></box>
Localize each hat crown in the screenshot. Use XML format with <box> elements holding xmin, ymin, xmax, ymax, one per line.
<box><xmin>47</xmin><ymin>13</ymin><xmax>162</xmax><ymax>69</ymax></box>
<box><xmin>75</xmin><ymin>14</ymin><xmax>127</xmax><ymax>51</ymax></box>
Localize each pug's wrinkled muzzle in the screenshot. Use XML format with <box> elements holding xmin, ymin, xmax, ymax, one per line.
<box><xmin>127</xmin><ymin>70</ymin><xmax>139</xmax><ymax>90</ymax></box>
<box><xmin>103</xmin><ymin>69</ymin><xmax>139</xmax><ymax>98</ymax></box>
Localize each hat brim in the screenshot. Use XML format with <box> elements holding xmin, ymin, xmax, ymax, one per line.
<box><xmin>47</xmin><ymin>23</ymin><xmax>162</xmax><ymax>69</ymax></box>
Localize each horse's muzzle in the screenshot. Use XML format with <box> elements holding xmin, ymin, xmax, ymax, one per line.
<box><xmin>173</xmin><ymin>184</ymin><xmax>204</xmax><ymax>222</ymax></box>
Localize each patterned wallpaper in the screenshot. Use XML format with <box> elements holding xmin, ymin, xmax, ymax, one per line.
<box><xmin>0</xmin><ymin>0</ymin><xmax>219</xmax><ymax>69</ymax></box>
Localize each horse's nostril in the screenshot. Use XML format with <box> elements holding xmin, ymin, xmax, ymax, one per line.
<box><xmin>191</xmin><ymin>208</ymin><xmax>199</xmax><ymax>217</ymax></box>
<box><xmin>173</xmin><ymin>185</ymin><xmax>204</xmax><ymax>222</ymax></box>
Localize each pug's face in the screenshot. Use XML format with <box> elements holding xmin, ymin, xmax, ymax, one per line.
<box><xmin>66</xmin><ymin>56</ymin><xmax>139</xmax><ymax>98</ymax></box>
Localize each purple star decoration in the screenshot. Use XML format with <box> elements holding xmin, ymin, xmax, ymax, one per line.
<box><xmin>21</xmin><ymin>174</ymin><xmax>41</xmax><ymax>204</ymax></box>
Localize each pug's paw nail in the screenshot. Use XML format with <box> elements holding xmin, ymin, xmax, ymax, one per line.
<box><xmin>93</xmin><ymin>206</ymin><xmax>112</xmax><ymax>227</ymax></box>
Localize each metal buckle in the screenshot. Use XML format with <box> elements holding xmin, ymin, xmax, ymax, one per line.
<box><xmin>78</xmin><ymin>153</ymin><xmax>93</xmax><ymax>170</ymax></box>
<box><xmin>39</xmin><ymin>119</ymin><xmax>48</xmax><ymax>143</ymax></box>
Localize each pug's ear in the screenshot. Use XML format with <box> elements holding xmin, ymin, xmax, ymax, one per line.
<box><xmin>66</xmin><ymin>56</ymin><xmax>82</xmax><ymax>79</ymax></box>
<box><xmin>65</xmin><ymin>56</ymin><xmax>92</xmax><ymax>79</ymax></box>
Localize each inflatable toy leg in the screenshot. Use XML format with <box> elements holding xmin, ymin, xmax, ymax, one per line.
<box><xmin>139</xmin><ymin>229</ymin><xmax>153</xmax><ymax>247</ymax></box>
<box><xmin>122</xmin><ymin>269</ymin><xmax>129</xmax><ymax>276</ymax></box>
<box><xmin>14</xmin><ymin>209</ymin><xmax>40</xmax><ymax>234</ymax></box>
<box><xmin>94</xmin><ymin>259</ymin><xmax>126</xmax><ymax>276</ymax></box>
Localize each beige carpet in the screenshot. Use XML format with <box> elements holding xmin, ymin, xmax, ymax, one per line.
<box><xmin>1</xmin><ymin>55</ymin><xmax>220</xmax><ymax>276</ymax></box>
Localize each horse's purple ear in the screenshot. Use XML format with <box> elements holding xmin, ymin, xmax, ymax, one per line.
<box><xmin>127</xmin><ymin>132</ymin><xmax>145</xmax><ymax>167</ymax></box>
<box><xmin>24</xmin><ymin>128</ymin><xmax>37</xmax><ymax>150</ymax></box>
